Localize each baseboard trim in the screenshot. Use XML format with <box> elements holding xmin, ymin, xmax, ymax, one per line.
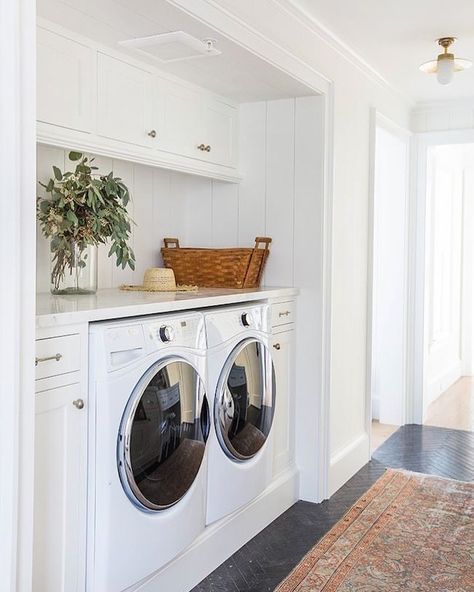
<box><xmin>131</xmin><ymin>466</ymin><xmax>299</xmax><ymax>592</ymax></box>
<box><xmin>328</xmin><ymin>433</ymin><xmax>369</xmax><ymax>496</ymax></box>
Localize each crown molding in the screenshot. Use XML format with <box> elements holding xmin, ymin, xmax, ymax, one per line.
<box><xmin>276</xmin><ymin>0</ymin><xmax>414</xmax><ymax>107</ymax></box>
<box><xmin>413</xmin><ymin>97</ymin><xmax>474</xmax><ymax>111</ymax></box>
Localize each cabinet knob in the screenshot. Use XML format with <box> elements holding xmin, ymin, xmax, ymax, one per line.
<box><xmin>197</xmin><ymin>144</ymin><xmax>206</xmax><ymax>151</ymax></box>
<box><xmin>73</xmin><ymin>399</ymin><xmax>85</xmax><ymax>410</ymax></box>
<box><xmin>205</xmin><ymin>145</ymin><xmax>211</xmax><ymax>152</ymax></box>
<box><xmin>273</xmin><ymin>343</ymin><xmax>281</xmax><ymax>350</ymax></box>
<box><xmin>148</xmin><ymin>129</ymin><xmax>157</xmax><ymax>138</ymax></box>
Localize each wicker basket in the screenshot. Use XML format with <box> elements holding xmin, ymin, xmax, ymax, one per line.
<box><xmin>161</xmin><ymin>237</ymin><xmax>271</xmax><ymax>289</ymax></box>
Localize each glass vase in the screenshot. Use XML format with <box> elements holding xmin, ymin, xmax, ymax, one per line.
<box><xmin>50</xmin><ymin>241</ymin><xmax>98</xmax><ymax>295</ymax></box>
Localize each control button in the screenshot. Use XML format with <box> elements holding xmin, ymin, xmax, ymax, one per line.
<box><xmin>159</xmin><ymin>325</ymin><xmax>175</xmax><ymax>343</ymax></box>
<box><xmin>241</xmin><ymin>312</ymin><xmax>252</xmax><ymax>327</ymax></box>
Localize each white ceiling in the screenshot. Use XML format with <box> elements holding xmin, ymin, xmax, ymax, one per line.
<box><xmin>290</xmin><ymin>0</ymin><xmax>474</xmax><ymax>102</ymax></box>
<box><xmin>37</xmin><ymin>0</ymin><xmax>315</xmax><ymax>102</ymax></box>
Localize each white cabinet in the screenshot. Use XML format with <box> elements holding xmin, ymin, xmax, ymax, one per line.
<box><xmin>200</xmin><ymin>99</ymin><xmax>237</xmax><ymax>167</ymax></box>
<box><xmin>97</xmin><ymin>53</ymin><xmax>154</xmax><ymax>148</ymax></box>
<box><xmin>272</xmin><ymin>326</ymin><xmax>295</xmax><ymax>476</ymax></box>
<box><xmin>37</xmin><ymin>23</ymin><xmax>240</xmax><ymax>182</ymax></box>
<box><xmin>37</xmin><ymin>27</ymin><xmax>94</xmax><ymax>133</ymax></box>
<box><xmin>33</xmin><ymin>330</ymin><xmax>87</xmax><ymax>592</ymax></box>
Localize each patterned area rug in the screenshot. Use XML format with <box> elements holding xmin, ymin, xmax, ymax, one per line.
<box><xmin>275</xmin><ymin>469</ymin><xmax>474</xmax><ymax>591</ymax></box>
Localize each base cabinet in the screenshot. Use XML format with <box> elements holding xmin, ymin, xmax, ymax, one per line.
<box><xmin>33</xmin><ymin>381</ymin><xmax>87</xmax><ymax>592</ymax></box>
<box><xmin>272</xmin><ymin>327</ymin><xmax>296</xmax><ymax>476</ymax></box>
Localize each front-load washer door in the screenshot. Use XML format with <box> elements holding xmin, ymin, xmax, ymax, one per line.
<box><xmin>118</xmin><ymin>357</ymin><xmax>209</xmax><ymax>512</ymax></box>
<box><xmin>215</xmin><ymin>338</ymin><xmax>275</xmax><ymax>461</ymax></box>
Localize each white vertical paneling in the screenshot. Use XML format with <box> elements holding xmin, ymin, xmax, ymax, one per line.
<box><xmin>238</xmin><ymin>102</ymin><xmax>267</xmax><ymax>246</ymax></box>
<box><xmin>264</xmin><ymin>99</ymin><xmax>295</xmax><ymax>286</ymax></box>
<box><xmin>293</xmin><ymin>95</ymin><xmax>325</xmax><ymax>498</ymax></box>
<box><xmin>180</xmin><ymin>174</ymin><xmax>213</xmax><ymax>247</ymax></box>
<box><xmin>211</xmin><ymin>180</ymin><xmax>239</xmax><ymax>246</ymax></box>
<box><xmin>131</xmin><ymin>164</ymin><xmax>156</xmax><ymax>281</ymax></box>
<box><xmin>153</xmin><ymin>169</ymin><xmax>175</xmax><ymax>265</ymax></box>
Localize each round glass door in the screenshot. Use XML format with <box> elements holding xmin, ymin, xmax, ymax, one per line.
<box><xmin>215</xmin><ymin>339</ymin><xmax>275</xmax><ymax>461</ymax></box>
<box><xmin>118</xmin><ymin>358</ymin><xmax>209</xmax><ymax>512</ymax></box>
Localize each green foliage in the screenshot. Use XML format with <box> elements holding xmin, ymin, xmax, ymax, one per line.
<box><xmin>37</xmin><ymin>152</ymin><xmax>135</xmax><ymax>290</ymax></box>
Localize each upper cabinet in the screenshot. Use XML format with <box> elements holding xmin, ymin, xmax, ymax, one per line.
<box><xmin>37</xmin><ymin>23</ymin><xmax>240</xmax><ymax>183</ymax></box>
<box><xmin>97</xmin><ymin>54</ymin><xmax>153</xmax><ymax>148</ymax></box>
<box><xmin>37</xmin><ymin>27</ymin><xmax>94</xmax><ymax>133</ymax></box>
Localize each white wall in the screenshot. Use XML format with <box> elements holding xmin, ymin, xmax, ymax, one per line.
<box><xmin>371</xmin><ymin>125</ymin><xmax>408</xmax><ymax>426</ymax></box>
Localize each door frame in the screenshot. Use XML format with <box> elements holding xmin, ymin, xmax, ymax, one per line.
<box><xmin>366</xmin><ymin>110</ymin><xmax>412</xmax><ymax>451</ymax></box>
<box><xmin>410</xmin><ymin>128</ymin><xmax>474</xmax><ymax>423</ymax></box>
<box><xmin>0</xmin><ymin>0</ymin><xmax>36</xmax><ymax>590</ymax></box>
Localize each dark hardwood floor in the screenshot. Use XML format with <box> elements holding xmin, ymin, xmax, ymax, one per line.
<box><xmin>192</xmin><ymin>425</ymin><xmax>474</xmax><ymax>592</ymax></box>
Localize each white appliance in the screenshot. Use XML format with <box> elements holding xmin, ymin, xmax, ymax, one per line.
<box><xmin>205</xmin><ymin>304</ymin><xmax>276</xmax><ymax>524</ymax></box>
<box><xmin>88</xmin><ymin>312</ymin><xmax>209</xmax><ymax>592</ymax></box>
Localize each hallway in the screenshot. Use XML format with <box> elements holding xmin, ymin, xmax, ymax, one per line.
<box><xmin>425</xmin><ymin>377</ymin><xmax>474</xmax><ymax>432</ymax></box>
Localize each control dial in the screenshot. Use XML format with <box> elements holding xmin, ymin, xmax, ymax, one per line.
<box><xmin>241</xmin><ymin>312</ymin><xmax>253</xmax><ymax>327</ymax></box>
<box><xmin>159</xmin><ymin>325</ymin><xmax>175</xmax><ymax>342</ymax></box>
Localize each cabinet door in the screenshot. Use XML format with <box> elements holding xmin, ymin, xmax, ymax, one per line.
<box><xmin>201</xmin><ymin>99</ymin><xmax>238</xmax><ymax>167</ymax></box>
<box><xmin>37</xmin><ymin>27</ymin><xmax>94</xmax><ymax>132</ymax></box>
<box><xmin>156</xmin><ymin>77</ymin><xmax>202</xmax><ymax>158</ymax></box>
<box><xmin>97</xmin><ymin>53</ymin><xmax>153</xmax><ymax>147</ymax></box>
<box><xmin>271</xmin><ymin>329</ymin><xmax>295</xmax><ymax>476</ymax></box>
<box><xmin>33</xmin><ymin>383</ymin><xmax>87</xmax><ymax>592</ymax></box>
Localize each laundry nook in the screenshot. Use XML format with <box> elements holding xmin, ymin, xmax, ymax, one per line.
<box><xmin>4</xmin><ymin>1</ymin><xmax>474</xmax><ymax>591</ymax></box>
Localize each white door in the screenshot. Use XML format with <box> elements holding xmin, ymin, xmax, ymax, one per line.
<box><xmin>37</xmin><ymin>27</ymin><xmax>94</xmax><ymax>132</ymax></box>
<box><xmin>97</xmin><ymin>53</ymin><xmax>153</xmax><ymax>147</ymax></box>
<box><xmin>201</xmin><ymin>99</ymin><xmax>237</xmax><ymax>167</ymax></box>
<box><xmin>370</xmin><ymin>121</ymin><xmax>409</xmax><ymax>427</ymax></box>
<box><xmin>271</xmin><ymin>329</ymin><xmax>295</xmax><ymax>476</ymax></box>
<box><xmin>424</xmin><ymin>146</ymin><xmax>464</xmax><ymax>410</ymax></box>
<box><xmin>157</xmin><ymin>77</ymin><xmax>202</xmax><ymax>158</ymax></box>
<box><xmin>33</xmin><ymin>383</ymin><xmax>87</xmax><ymax>592</ymax></box>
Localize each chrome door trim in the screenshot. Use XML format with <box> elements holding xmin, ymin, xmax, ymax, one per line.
<box><xmin>214</xmin><ymin>338</ymin><xmax>275</xmax><ymax>462</ymax></box>
<box><xmin>117</xmin><ymin>356</ymin><xmax>207</xmax><ymax>512</ymax></box>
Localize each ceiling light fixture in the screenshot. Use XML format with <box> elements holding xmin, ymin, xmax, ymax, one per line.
<box><xmin>419</xmin><ymin>37</ymin><xmax>472</xmax><ymax>85</ymax></box>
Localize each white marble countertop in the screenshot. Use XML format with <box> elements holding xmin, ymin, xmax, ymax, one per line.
<box><xmin>36</xmin><ymin>286</ymin><xmax>298</xmax><ymax>329</ymax></box>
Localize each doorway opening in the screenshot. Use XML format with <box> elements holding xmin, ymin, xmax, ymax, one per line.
<box><xmin>421</xmin><ymin>143</ymin><xmax>474</xmax><ymax>433</ymax></box>
<box><xmin>368</xmin><ymin>114</ymin><xmax>410</xmax><ymax>452</ymax></box>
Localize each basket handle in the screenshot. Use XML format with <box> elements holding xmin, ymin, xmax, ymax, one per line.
<box><xmin>254</xmin><ymin>237</ymin><xmax>272</xmax><ymax>251</ymax></box>
<box><xmin>163</xmin><ymin>238</ymin><xmax>180</xmax><ymax>249</ymax></box>
<box><xmin>243</xmin><ymin>237</ymin><xmax>272</xmax><ymax>288</ymax></box>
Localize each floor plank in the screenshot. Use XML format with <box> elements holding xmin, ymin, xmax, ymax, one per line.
<box><xmin>192</xmin><ymin>425</ymin><xmax>474</xmax><ymax>592</ymax></box>
<box><xmin>425</xmin><ymin>377</ymin><xmax>474</xmax><ymax>431</ymax></box>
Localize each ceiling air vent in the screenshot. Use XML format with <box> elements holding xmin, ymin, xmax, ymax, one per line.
<box><xmin>119</xmin><ymin>31</ymin><xmax>221</xmax><ymax>63</ymax></box>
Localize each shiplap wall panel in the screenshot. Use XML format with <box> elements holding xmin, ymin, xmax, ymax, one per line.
<box><xmin>211</xmin><ymin>181</ymin><xmax>239</xmax><ymax>247</ymax></box>
<box><xmin>264</xmin><ymin>99</ymin><xmax>295</xmax><ymax>286</ymax></box>
<box><xmin>36</xmin><ymin>96</ymin><xmax>323</xmax><ymax>293</ymax></box>
<box><xmin>238</xmin><ymin>102</ymin><xmax>267</xmax><ymax>247</ymax></box>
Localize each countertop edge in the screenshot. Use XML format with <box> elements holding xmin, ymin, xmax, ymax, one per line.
<box><xmin>36</xmin><ymin>287</ymin><xmax>299</xmax><ymax>330</ymax></box>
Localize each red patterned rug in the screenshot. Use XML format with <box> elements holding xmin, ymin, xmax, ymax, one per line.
<box><xmin>275</xmin><ymin>469</ymin><xmax>474</xmax><ymax>591</ymax></box>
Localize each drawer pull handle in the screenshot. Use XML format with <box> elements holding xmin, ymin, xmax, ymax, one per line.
<box><xmin>279</xmin><ymin>310</ymin><xmax>291</xmax><ymax>317</ymax></box>
<box><xmin>148</xmin><ymin>129</ymin><xmax>157</xmax><ymax>138</ymax></box>
<box><xmin>205</xmin><ymin>145</ymin><xmax>211</xmax><ymax>152</ymax></box>
<box><xmin>197</xmin><ymin>144</ymin><xmax>206</xmax><ymax>151</ymax></box>
<box><xmin>35</xmin><ymin>353</ymin><xmax>62</xmax><ymax>366</ymax></box>
<box><xmin>273</xmin><ymin>343</ymin><xmax>281</xmax><ymax>350</ymax></box>
<box><xmin>73</xmin><ymin>399</ymin><xmax>85</xmax><ymax>410</ymax></box>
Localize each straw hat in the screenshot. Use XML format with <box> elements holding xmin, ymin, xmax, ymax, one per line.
<box><xmin>120</xmin><ymin>268</ymin><xmax>197</xmax><ymax>292</ymax></box>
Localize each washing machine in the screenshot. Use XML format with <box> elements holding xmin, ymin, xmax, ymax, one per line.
<box><xmin>205</xmin><ymin>304</ymin><xmax>276</xmax><ymax>524</ymax></box>
<box><xmin>88</xmin><ymin>312</ymin><xmax>209</xmax><ymax>592</ymax></box>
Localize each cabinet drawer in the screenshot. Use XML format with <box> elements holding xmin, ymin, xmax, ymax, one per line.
<box><xmin>271</xmin><ymin>301</ymin><xmax>296</xmax><ymax>327</ymax></box>
<box><xmin>35</xmin><ymin>334</ymin><xmax>80</xmax><ymax>380</ymax></box>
